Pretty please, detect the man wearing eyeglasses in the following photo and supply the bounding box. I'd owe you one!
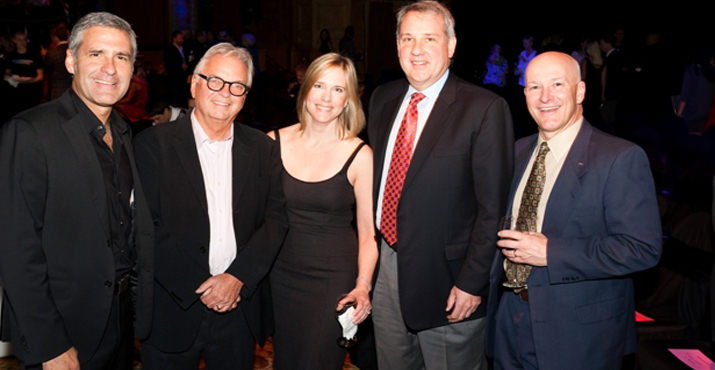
[133,42,288,370]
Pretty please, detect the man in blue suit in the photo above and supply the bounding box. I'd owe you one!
[486,52,662,369]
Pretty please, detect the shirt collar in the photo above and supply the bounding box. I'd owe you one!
[407,69,450,101]
[68,88,128,135]
[538,117,583,162]
[169,106,182,121]
[190,109,234,150]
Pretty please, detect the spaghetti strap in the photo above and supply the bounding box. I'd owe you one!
[340,142,366,173]
[273,129,281,146]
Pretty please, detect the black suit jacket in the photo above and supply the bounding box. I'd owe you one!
[603,49,626,100]
[0,90,154,365]
[164,43,187,79]
[368,73,514,331]
[133,115,287,351]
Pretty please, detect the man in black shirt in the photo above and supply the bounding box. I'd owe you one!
[0,12,153,370]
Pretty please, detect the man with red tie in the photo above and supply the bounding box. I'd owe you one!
[367,1,513,369]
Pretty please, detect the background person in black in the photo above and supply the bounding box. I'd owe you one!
[4,31,44,117]
[164,30,189,107]
[44,23,73,101]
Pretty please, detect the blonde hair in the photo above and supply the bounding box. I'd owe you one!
[586,41,603,69]
[297,53,365,139]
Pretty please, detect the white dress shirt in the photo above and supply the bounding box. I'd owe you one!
[191,111,237,275]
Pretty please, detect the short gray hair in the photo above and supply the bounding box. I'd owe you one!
[193,43,255,87]
[396,1,455,40]
[69,12,137,63]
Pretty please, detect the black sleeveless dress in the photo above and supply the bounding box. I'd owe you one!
[270,130,365,370]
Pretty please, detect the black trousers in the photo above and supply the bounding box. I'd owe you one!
[25,282,134,370]
[140,307,255,370]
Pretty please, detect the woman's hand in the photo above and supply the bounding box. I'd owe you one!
[337,283,371,324]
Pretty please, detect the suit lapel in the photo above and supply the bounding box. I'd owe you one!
[59,96,109,237]
[372,84,408,198]
[492,135,537,281]
[507,135,539,214]
[171,117,208,214]
[231,124,252,213]
[542,121,592,236]
[403,74,455,189]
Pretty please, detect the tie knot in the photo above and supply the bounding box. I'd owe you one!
[409,92,426,107]
[538,141,550,156]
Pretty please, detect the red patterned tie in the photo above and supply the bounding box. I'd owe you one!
[381,92,425,246]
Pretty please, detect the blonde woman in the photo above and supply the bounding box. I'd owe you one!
[268,53,377,369]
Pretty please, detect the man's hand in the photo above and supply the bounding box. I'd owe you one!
[42,347,79,370]
[445,286,481,323]
[195,273,243,313]
[497,230,548,266]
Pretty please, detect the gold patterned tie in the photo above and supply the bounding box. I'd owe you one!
[504,141,549,292]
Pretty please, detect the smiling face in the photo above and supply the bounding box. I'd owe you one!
[65,26,133,122]
[304,66,348,126]
[191,53,248,127]
[524,52,586,140]
[397,10,456,91]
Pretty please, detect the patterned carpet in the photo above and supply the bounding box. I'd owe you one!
[0,339,359,369]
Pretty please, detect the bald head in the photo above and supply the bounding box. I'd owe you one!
[526,52,581,85]
[524,52,586,140]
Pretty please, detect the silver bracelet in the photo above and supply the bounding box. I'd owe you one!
[356,276,372,291]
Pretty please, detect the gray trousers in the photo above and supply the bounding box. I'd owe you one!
[372,241,487,370]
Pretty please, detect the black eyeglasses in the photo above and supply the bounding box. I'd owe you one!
[197,74,250,97]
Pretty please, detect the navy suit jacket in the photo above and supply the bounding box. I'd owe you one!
[486,120,662,369]
[368,73,514,331]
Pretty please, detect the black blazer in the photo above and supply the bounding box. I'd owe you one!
[368,73,514,331]
[164,44,187,79]
[133,115,287,351]
[0,90,154,365]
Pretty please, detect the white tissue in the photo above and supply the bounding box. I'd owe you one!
[337,306,358,339]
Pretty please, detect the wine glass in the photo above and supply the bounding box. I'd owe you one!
[335,293,357,348]
[500,215,532,289]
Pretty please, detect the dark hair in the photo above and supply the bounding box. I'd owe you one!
[599,34,615,46]
[51,23,70,41]
[145,100,171,116]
